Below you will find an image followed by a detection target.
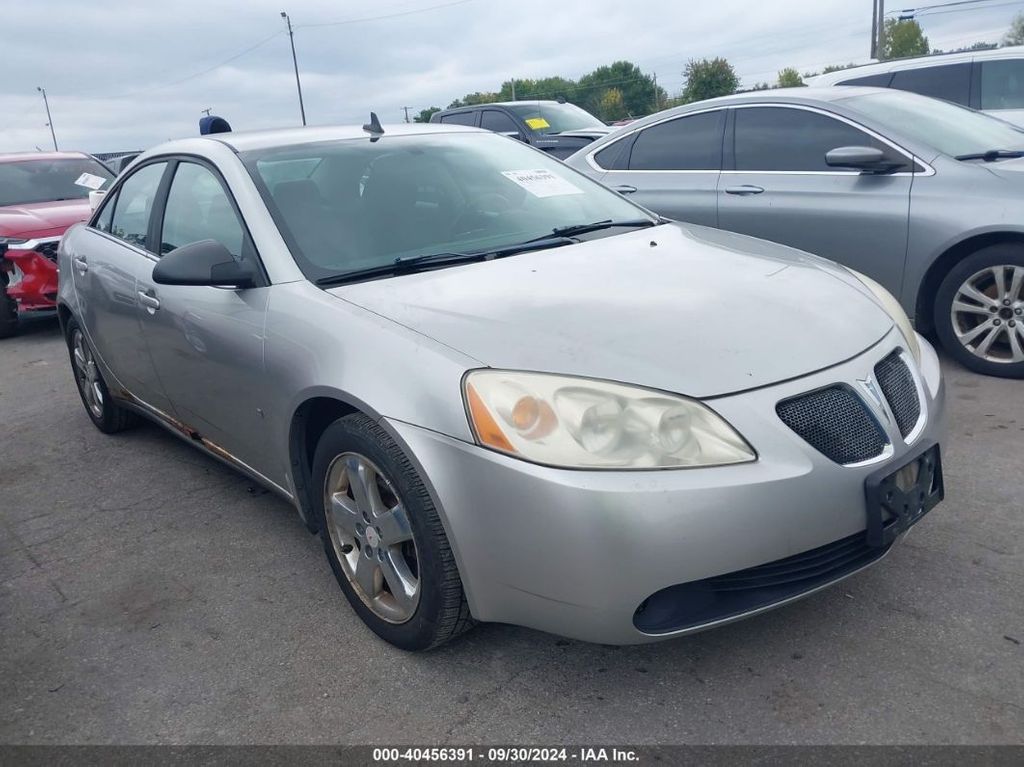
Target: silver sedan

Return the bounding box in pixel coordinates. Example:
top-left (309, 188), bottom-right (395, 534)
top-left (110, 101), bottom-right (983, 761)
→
top-left (58, 123), bottom-right (946, 649)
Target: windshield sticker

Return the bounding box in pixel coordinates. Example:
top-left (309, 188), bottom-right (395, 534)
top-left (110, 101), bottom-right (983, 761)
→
top-left (501, 169), bottom-right (584, 198)
top-left (524, 117), bottom-right (550, 130)
top-left (74, 173), bottom-right (107, 190)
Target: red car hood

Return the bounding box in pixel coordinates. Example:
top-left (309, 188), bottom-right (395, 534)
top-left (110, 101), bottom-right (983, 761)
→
top-left (0, 199), bottom-right (93, 239)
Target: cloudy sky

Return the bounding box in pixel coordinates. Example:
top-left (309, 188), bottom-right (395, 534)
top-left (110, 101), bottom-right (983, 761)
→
top-left (3, 0), bottom-right (1022, 153)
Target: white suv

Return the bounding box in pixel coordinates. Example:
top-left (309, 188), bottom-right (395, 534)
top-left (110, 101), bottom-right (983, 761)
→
top-left (810, 46), bottom-right (1024, 127)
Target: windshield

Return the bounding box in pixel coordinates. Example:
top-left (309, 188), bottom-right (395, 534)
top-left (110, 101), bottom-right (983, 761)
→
top-left (838, 90), bottom-right (1024, 159)
top-left (0, 157), bottom-right (114, 207)
top-left (243, 132), bottom-right (651, 281)
top-left (506, 102), bottom-right (606, 134)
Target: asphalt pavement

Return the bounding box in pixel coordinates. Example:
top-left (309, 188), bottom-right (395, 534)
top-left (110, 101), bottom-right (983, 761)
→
top-left (1, 313), bottom-right (1021, 745)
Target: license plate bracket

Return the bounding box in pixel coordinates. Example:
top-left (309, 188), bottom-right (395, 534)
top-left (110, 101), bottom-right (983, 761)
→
top-left (864, 442), bottom-right (943, 548)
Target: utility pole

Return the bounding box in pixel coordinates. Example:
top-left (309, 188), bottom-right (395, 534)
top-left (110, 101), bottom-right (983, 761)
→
top-left (280, 11), bottom-right (307, 126)
top-left (201, 107), bottom-right (212, 117)
top-left (37, 87), bottom-right (57, 151)
top-left (402, 106), bottom-right (411, 123)
top-left (871, 0), bottom-right (879, 58)
top-left (511, 79), bottom-right (516, 101)
top-left (876, 0), bottom-right (886, 60)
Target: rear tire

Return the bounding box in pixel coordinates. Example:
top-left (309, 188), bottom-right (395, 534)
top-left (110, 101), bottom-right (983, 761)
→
top-left (0, 280), bottom-right (18, 339)
top-left (313, 413), bottom-right (473, 650)
top-left (65, 317), bottom-right (139, 433)
top-left (934, 245), bottom-right (1024, 379)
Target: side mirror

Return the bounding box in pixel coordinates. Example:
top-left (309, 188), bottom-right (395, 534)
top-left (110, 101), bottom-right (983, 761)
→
top-left (152, 239), bottom-right (256, 289)
top-left (89, 190), bottom-right (107, 212)
top-left (825, 146), bottom-right (906, 174)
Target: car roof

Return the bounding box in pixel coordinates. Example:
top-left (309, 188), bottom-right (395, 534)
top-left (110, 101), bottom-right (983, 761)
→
top-left (0, 151), bottom-right (93, 163)
top-left (438, 101), bottom-right (565, 112)
top-left (810, 45), bottom-right (1024, 85)
top-left (152, 122), bottom-right (486, 154)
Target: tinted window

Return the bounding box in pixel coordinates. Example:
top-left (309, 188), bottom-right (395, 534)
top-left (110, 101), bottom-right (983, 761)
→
top-left (980, 59), bottom-right (1024, 109)
top-left (627, 111), bottom-right (724, 171)
top-left (594, 139), bottom-right (630, 170)
top-left (506, 102), bottom-right (605, 134)
top-left (480, 110), bottom-right (520, 134)
top-left (734, 107), bottom-right (887, 172)
top-left (889, 63), bottom-right (970, 105)
top-left (0, 157), bottom-right (113, 207)
top-left (160, 163), bottom-right (245, 257)
top-left (837, 73), bottom-right (893, 87)
top-left (94, 191), bottom-right (118, 234)
top-left (440, 112), bottom-right (476, 126)
top-left (108, 163), bottom-right (166, 251)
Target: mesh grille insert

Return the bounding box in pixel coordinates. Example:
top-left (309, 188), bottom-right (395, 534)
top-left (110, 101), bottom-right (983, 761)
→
top-left (35, 241), bottom-right (59, 262)
top-left (776, 386), bottom-right (887, 464)
top-left (875, 352), bottom-right (920, 438)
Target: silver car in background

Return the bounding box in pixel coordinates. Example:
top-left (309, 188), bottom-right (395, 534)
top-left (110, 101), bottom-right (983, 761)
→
top-left (58, 124), bottom-right (945, 649)
top-left (566, 87), bottom-right (1024, 378)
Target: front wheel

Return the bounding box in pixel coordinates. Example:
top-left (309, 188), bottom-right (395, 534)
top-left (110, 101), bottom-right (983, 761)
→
top-left (934, 245), bottom-right (1024, 378)
top-left (312, 413), bottom-right (473, 650)
top-left (0, 280), bottom-right (18, 339)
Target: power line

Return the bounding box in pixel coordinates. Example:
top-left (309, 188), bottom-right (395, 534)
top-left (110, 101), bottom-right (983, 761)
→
top-left (887, 0), bottom-right (1005, 14)
top-left (295, 0), bottom-right (475, 28)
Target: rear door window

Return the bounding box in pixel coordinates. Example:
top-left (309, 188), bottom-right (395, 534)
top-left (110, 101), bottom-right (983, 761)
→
top-left (980, 59), bottom-right (1024, 109)
top-left (626, 111), bottom-right (725, 170)
top-left (889, 63), bottom-right (971, 105)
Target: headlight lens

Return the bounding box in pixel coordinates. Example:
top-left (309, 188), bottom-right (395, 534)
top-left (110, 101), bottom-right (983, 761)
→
top-left (849, 270), bottom-right (921, 364)
top-left (464, 370), bottom-right (756, 469)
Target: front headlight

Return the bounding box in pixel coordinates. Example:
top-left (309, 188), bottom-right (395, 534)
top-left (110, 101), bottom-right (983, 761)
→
top-left (464, 370), bottom-right (756, 469)
top-left (849, 270), bottom-right (921, 364)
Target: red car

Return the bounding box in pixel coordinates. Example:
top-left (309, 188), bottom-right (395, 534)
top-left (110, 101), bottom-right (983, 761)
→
top-left (0, 152), bottom-right (114, 337)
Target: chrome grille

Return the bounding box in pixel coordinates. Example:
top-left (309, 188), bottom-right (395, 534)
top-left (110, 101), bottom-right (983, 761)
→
top-left (874, 352), bottom-right (920, 438)
top-left (776, 386), bottom-right (887, 465)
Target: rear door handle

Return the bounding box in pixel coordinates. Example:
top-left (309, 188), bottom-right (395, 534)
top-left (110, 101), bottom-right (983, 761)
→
top-left (612, 184), bottom-right (638, 195)
top-left (137, 291), bottom-right (161, 311)
top-left (72, 256), bottom-right (89, 273)
top-left (725, 185), bottom-right (765, 196)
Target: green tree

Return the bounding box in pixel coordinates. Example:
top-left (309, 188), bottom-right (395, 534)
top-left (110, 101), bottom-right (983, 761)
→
top-left (498, 76), bottom-right (577, 102)
top-left (413, 107), bottom-right (441, 123)
top-left (577, 61), bottom-right (663, 117)
top-left (881, 19), bottom-right (929, 60)
top-left (822, 62), bottom-right (856, 74)
top-left (776, 67), bottom-right (805, 88)
top-left (681, 57), bottom-right (739, 103)
top-left (447, 91), bottom-right (498, 109)
top-left (596, 87), bottom-right (629, 121)
top-left (1005, 13), bottom-right (1024, 46)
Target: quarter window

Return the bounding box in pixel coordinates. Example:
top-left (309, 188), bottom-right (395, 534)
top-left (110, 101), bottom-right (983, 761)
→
top-left (889, 63), bottom-right (971, 105)
top-left (160, 162), bottom-right (246, 257)
top-left (733, 107), bottom-right (888, 172)
top-left (627, 111), bottom-right (724, 171)
top-left (108, 162), bottom-right (167, 251)
top-left (980, 59), bottom-right (1024, 110)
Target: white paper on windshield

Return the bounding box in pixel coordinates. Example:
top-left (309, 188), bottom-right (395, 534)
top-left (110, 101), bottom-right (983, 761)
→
top-left (74, 173), bottom-right (107, 190)
top-left (501, 169), bottom-right (584, 198)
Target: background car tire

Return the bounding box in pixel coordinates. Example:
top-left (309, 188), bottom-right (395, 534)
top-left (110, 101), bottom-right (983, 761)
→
top-left (0, 280), bottom-right (18, 339)
top-left (934, 245), bottom-right (1024, 379)
top-left (312, 413), bottom-right (473, 650)
top-left (65, 317), bottom-right (139, 433)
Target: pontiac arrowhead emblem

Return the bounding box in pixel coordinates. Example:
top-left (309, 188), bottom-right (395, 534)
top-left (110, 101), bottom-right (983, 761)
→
top-left (857, 375), bottom-right (890, 423)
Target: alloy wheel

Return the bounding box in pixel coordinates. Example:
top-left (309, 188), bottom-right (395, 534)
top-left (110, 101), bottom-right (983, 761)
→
top-left (71, 328), bottom-right (105, 419)
top-left (950, 264), bottom-right (1024, 364)
top-left (323, 452), bottom-right (420, 624)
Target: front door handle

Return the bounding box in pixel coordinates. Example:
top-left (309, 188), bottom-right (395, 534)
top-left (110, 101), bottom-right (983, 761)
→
top-left (72, 255), bottom-right (89, 273)
top-left (725, 185), bottom-right (765, 196)
top-left (612, 184), bottom-right (638, 195)
top-left (137, 291), bottom-right (161, 312)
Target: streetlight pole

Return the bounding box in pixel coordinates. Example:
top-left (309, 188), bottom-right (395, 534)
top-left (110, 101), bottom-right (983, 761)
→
top-left (280, 11), bottom-right (307, 126)
top-left (37, 87), bottom-right (57, 151)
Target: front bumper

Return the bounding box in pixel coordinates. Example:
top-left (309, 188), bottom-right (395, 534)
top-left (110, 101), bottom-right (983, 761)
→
top-left (2, 240), bottom-right (60, 310)
top-left (387, 330), bottom-right (946, 644)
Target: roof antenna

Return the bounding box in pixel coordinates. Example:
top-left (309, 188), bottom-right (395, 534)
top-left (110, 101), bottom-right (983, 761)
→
top-left (363, 111), bottom-right (384, 141)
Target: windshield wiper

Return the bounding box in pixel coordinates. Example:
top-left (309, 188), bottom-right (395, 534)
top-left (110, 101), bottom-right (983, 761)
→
top-left (315, 238), bottom-right (579, 287)
top-left (545, 218), bottom-right (657, 240)
top-left (955, 149), bottom-right (1024, 162)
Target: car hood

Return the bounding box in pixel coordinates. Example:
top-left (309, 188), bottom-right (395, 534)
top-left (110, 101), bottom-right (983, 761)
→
top-left (329, 224), bottom-right (892, 399)
top-left (0, 199), bottom-right (92, 239)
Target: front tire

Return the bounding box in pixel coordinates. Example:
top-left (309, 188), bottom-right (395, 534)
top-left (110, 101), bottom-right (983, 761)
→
top-left (312, 413), bottom-right (473, 650)
top-left (0, 280), bottom-right (18, 339)
top-left (934, 245), bottom-right (1024, 378)
top-left (65, 318), bottom-right (138, 433)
